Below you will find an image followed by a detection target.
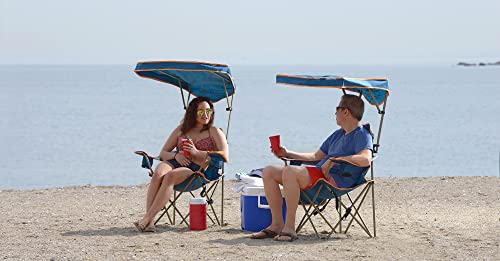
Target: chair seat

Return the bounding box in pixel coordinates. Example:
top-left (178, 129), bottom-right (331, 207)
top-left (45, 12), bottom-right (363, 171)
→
top-left (300, 177), bottom-right (368, 204)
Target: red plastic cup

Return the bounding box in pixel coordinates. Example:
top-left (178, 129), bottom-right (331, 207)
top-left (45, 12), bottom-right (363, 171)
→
top-left (189, 198), bottom-right (207, 230)
top-left (182, 139), bottom-right (192, 157)
top-left (269, 135), bottom-right (281, 152)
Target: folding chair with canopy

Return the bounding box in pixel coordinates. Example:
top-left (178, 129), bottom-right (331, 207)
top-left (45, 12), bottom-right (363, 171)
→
top-left (133, 60), bottom-right (236, 227)
top-left (276, 74), bottom-right (390, 238)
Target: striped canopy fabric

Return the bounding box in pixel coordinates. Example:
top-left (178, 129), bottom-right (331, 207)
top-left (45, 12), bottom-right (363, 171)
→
top-left (134, 61), bottom-right (236, 102)
top-left (276, 74), bottom-right (389, 106)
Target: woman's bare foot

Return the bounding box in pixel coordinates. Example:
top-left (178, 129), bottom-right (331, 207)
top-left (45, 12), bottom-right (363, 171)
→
top-left (133, 219), bottom-right (154, 232)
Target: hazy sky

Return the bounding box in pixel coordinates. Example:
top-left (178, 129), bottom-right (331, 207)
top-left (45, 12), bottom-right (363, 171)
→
top-left (1, 0), bottom-right (499, 65)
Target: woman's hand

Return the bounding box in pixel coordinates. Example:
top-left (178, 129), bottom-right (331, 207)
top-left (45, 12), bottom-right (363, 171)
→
top-left (272, 145), bottom-right (288, 158)
top-left (175, 153), bottom-right (191, 167)
top-left (182, 140), bottom-right (202, 158)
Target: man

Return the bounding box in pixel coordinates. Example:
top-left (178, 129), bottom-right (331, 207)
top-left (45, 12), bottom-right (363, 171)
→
top-left (251, 94), bottom-right (373, 242)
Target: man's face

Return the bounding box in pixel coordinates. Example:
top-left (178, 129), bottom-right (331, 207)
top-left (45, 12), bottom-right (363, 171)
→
top-left (335, 104), bottom-right (348, 126)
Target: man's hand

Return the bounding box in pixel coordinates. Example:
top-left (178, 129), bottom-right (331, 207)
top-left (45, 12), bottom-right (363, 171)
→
top-left (272, 145), bottom-right (288, 158)
top-left (321, 160), bottom-right (334, 176)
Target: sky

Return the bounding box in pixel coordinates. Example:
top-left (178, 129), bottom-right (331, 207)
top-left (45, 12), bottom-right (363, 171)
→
top-left (1, 0), bottom-right (499, 65)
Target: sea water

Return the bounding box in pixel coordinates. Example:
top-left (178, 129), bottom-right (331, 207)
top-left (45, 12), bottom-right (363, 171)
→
top-left (0, 64), bottom-right (498, 189)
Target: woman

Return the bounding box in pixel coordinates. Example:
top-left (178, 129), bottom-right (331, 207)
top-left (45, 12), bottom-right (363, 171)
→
top-left (134, 96), bottom-right (229, 232)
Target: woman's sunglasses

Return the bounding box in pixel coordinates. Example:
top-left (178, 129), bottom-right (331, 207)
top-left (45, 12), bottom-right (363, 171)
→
top-left (197, 108), bottom-right (213, 117)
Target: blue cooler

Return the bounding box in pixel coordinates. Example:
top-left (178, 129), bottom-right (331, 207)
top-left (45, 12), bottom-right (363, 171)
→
top-left (241, 186), bottom-right (287, 232)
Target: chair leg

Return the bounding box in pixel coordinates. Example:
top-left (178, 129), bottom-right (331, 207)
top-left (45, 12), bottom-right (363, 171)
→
top-left (371, 181), bottom-right (377, 237)
top-left (338, 195), bottom-right (342, 233)
top-left (337, 183), bottom-right (373, 237)
top-left (153, 174), bottom-right (226, 228)
top-left (298, 189), bottom-right (336, 239)
top-left (221, 176), bottom-right (224, 226)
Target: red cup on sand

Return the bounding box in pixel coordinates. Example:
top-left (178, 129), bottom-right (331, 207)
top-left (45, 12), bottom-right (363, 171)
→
top-left (269, 135), bottom-right (281, 152)
top-left (182, 138), bottom-right (192, 157)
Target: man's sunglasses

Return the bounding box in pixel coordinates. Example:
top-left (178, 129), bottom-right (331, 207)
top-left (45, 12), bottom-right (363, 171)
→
top-left (335, 106), bottom-right (349, 115)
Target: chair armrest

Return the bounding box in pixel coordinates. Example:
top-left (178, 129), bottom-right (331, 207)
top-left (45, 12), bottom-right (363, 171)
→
top-left (206, 152), bottom-right (227, 169)
top-left (328, 158), bottom-right (365, 167)
top-left (326, 158), bottom-right (370, 187)
top-left (280, 157), bottom-right (319, 166)
top-left (134, 150), bottom-right (161, 169)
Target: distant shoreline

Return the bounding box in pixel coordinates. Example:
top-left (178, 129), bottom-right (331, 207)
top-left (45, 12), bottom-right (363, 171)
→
top-left (457, 61), bottom-right (500, 67)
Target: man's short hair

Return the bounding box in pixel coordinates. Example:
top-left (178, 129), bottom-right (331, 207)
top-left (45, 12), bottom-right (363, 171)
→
top-left (340, 94), bottom-right (365, 121)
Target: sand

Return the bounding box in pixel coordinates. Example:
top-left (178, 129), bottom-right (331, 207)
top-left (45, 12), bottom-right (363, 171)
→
top-left (1, 176), bottom-right (499, 260)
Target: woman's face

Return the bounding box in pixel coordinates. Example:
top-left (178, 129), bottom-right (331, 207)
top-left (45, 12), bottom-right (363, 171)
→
top-left (196, 101), bottom-right (213, 126)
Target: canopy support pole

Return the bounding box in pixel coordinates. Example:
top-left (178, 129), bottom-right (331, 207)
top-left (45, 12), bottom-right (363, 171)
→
top-left (179, 79), bottom-right (187, 109)
top-left (367, 89), bottom-right (382, 114)
top-left (374, 99), bottom-right (387, 154)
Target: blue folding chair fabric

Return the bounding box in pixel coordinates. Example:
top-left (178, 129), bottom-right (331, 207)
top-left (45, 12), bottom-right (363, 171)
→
top-left (299, 162), bottom-right (370, 205)
top-left (173, 153), bottom-right (227, 192)
top-left (276, 74), bottom-right (389, 106)
top-left (134, 61), bottom-right (236, 102)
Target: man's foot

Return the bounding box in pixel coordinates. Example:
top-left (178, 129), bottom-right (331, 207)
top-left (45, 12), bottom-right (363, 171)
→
top-left (250, 228), bottom-right (280, 239)
top-left (274, 231), bottom-right (298, 242)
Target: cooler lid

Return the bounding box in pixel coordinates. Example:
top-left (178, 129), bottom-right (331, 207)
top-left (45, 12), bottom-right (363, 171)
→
top-left (190, 198), bottom-right (207, 204)
top-left (242, 186), bottom-right (266, 196)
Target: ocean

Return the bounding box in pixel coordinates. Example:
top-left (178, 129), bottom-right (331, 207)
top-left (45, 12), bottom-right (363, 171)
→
top-left (1, 64), bottom-right (499, 190)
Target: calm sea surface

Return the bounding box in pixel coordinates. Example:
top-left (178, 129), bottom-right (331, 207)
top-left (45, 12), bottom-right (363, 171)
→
top-left (1, 64), bottom-right (499, 190)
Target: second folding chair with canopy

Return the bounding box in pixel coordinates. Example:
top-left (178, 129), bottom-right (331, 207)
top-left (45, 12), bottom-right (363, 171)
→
top-left (133, 60), bottom-right (236, 227)
top-left (276, 74), bottom-right (390, 239)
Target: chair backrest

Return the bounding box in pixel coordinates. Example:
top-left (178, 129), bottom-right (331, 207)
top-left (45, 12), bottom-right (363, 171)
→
top-left (326, 124), bottom-right (373, 188)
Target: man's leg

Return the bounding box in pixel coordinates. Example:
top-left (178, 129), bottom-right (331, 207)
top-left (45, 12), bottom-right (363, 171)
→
top-left (250, 165), bottom-right (284, 238)
top-left (277, 165), bottom-right (310, 241)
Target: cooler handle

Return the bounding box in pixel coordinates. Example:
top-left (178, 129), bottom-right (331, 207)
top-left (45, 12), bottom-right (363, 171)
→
top-left (257, 196), bottom-right (270, 209)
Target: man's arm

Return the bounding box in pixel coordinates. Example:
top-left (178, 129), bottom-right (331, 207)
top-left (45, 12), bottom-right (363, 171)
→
top-left (335, 149), bottom-right (372, 167)
top-left (285, 149), bottom-right (326, 162)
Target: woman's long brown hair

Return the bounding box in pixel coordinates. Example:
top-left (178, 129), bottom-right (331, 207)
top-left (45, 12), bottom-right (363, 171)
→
top-left (180, 96), bottom-right (215, 134)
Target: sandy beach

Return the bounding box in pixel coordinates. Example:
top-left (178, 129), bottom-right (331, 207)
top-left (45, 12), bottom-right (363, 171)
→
top-left (1, 176), bottom-right (498, 260)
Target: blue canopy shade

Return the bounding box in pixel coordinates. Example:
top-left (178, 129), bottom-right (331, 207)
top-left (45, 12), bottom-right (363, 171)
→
top-left (134, 60), bottom-right (236, 102)
top-left (276, 74), bottom-right (390, 106)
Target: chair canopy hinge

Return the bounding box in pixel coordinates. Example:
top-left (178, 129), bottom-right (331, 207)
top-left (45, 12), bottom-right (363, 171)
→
top-left (373, 144), bottom-right (380, 153)
top-left (378, 110), bottom-right (385, 115)
top-left (226, 107), bottom-right (232, 111)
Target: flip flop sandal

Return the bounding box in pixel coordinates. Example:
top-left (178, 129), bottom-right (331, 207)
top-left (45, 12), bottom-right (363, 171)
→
top-left (143, 224), bottom-right (156, 233)
top-left (250, 228), bottom-right (279, 239)
top-left (274, 232), bottom-right (298, 242)
top-left (133, 221), bottom-right (145, 232)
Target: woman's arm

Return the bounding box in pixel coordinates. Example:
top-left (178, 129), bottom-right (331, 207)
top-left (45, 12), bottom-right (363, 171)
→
top-left (158, 126), bottom-right (182, 161)
top-left (209, 127), bottom-right (229, 162)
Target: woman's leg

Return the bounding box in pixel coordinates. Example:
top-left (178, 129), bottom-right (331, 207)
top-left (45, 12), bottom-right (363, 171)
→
top-left (146, 162), bottom-right (173, 212)
top-left (138, 168), bottom-right (194, 227)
